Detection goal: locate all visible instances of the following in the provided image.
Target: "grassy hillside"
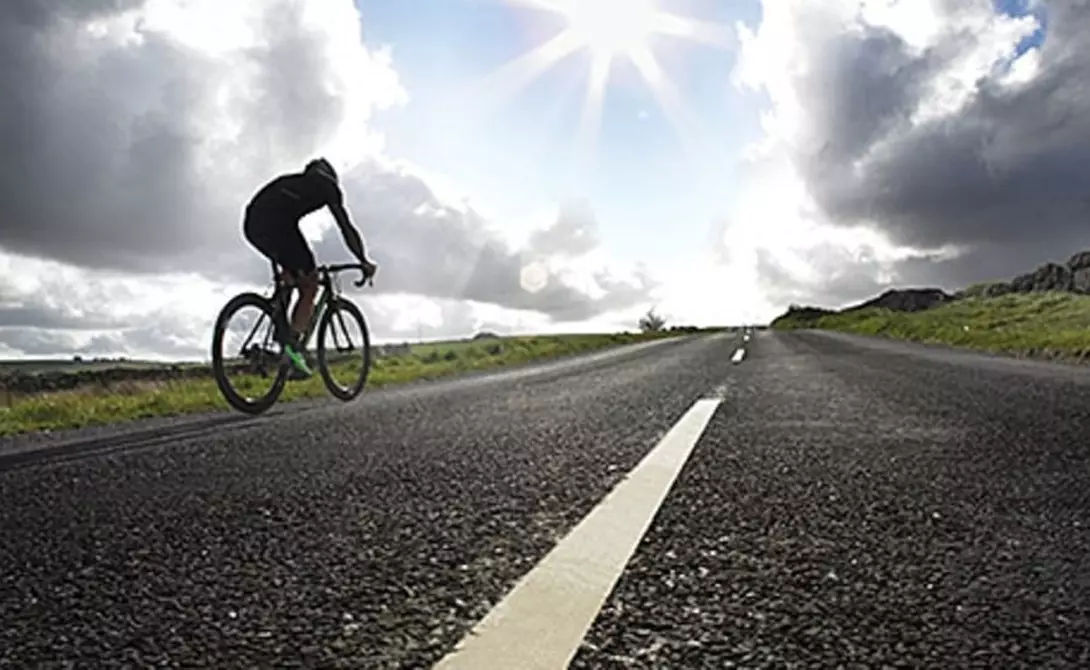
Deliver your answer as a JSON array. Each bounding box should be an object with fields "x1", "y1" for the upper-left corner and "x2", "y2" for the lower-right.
[
  {"x1": 772, "y1": 291, "x2": 1090, "y2": 360},
  {"x1": 0, "y1": 330, "x2": 710, "y2": 437}
]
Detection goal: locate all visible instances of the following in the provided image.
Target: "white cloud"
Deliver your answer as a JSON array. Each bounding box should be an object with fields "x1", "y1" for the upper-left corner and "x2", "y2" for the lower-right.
[
  {"x1": 0, "y1": 251, "x2": 557, "y2": 359},
  {"x1": 0, "y1": 0, "x2": 659, "y2": 357},
  {"x1": 723, "y1": 0, "x2": 1084, "y2": 312},
  {"x1": 1, "y1": 0, "x2": 408, "y2": 275}
]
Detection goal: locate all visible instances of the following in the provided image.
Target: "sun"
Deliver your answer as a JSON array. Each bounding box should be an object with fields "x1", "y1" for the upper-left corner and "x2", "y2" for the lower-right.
[
  {"x1": 559, "y1": 0, "x2": 658, "y2": 57},
  {"x1": 478, "y1": 0, "x2": 733, "y2": 163}
]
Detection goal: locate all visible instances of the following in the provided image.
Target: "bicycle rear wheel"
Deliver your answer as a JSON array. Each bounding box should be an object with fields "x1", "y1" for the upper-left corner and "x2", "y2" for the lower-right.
[
  {"x1": 211, "y1": 292, "x2": 289, "y2": 415},
  {"x1": 316, "y1": 297, "x2": 372, "y2": 401}
]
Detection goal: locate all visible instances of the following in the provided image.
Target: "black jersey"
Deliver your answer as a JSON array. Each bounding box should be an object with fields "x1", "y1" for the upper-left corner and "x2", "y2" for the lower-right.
[{"x1": 248, "y1": 170, "x2": 343, "y2": 223}]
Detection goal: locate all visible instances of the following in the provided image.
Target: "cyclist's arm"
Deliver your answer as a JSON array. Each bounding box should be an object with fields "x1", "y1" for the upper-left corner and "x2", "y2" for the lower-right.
[
  {"x1": 317, "y1": 177, "x2": 373, "y2": 270},
  {"x1": 330, "y1": 200, "x2": 369, "y2": 264}
]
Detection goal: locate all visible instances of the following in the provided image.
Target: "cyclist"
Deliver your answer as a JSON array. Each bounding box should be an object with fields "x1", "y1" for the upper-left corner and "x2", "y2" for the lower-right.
[{"x1": 242, "y1": 157, "x2": 377, "y2": 379}]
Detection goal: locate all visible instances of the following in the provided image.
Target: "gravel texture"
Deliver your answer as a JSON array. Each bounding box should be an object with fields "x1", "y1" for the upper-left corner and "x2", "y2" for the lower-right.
[
  {"x1": 0, "y1": 333, "x2": 736, "y2": 669},
  {"x1": 571, "y1": 329, "x2": 1090, "y2": 669}
]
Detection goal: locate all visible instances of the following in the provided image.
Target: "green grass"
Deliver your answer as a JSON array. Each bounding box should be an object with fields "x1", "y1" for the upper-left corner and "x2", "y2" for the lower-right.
[
  {"x1": 772, "y1": 291, "x2": 1090, "y2": 360},
  {"x1": 0, "y1": 331, "x2": 691, "y2": 437},
  {"x1": 958, "y1": 280, "x2": 1009, "y2": 298}
]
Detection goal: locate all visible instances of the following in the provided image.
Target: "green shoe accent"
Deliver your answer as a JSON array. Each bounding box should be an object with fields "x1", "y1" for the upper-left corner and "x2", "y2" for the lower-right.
[{"x1": 283, "y1": 343, "x2": 313, "y2": 378}]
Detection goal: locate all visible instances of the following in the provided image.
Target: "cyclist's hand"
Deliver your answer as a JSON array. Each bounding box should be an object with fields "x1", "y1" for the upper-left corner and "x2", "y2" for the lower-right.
[{"x1": 356, "y1": 259, "x2": 378, "y2": 287}]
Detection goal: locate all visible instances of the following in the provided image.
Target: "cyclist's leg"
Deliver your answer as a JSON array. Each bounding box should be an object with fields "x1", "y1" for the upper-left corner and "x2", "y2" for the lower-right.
[
  {"x1": 277, "y1": 226, "x2": 319, "y2": 344},
  {"x1": 272, "y1": 228, "x2": 318, "y2": 378},
  {"x1": 243, "y1": 205, "x2": 289, "y2": 283},
  {"x1": 243, "y1": 209, "x2": 314, "y2": 377}
]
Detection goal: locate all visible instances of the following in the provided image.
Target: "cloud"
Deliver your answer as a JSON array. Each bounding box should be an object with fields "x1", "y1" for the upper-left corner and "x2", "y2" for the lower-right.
[
  {"x1": 525, "y1": 201, "x2": 601, "y2": 259},
  {"x1": 754, "y1": 244, "x2": 886, "y2": 309},
  {"x1": 1, "y1": 0, "x2": 404, "y2": 276},
  {"x1": 0, "y1": 251, "x2": 648, "y2": 358},
  {"x1": 314, "y1": 161, "x2": 656, "y2": 322},
  {"x1": 730, "y1": 0, "x2": 1090, "y2": 309},
  {"x1": 0, "y1": 256, "x2": 231, "y2": 358},
  {"x1": 0, "y1": 0, "x2": 657, "y2": 357},
  {"x1": 0, "y1": 305, "x2": 117, "y2": 331}
]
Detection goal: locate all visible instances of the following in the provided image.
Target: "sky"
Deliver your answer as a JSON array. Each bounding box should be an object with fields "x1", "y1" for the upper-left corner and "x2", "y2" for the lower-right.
[{"x1": 0, "y1": 0, "x2": 1084, "y2": 360}]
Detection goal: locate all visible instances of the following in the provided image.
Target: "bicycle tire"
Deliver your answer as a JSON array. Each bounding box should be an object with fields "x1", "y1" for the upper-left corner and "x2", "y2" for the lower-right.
[
  {"x1": 316, "y1": 297, "x2": 372, "y2": 402},
  {"x1": 211, "y1": 292, "x2": 289, "y2": 415}
]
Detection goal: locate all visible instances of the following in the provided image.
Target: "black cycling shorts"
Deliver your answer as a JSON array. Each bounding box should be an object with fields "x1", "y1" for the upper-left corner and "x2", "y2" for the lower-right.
[{"x1": 243, "y1": 205, "x2": 316, "y2": 278}]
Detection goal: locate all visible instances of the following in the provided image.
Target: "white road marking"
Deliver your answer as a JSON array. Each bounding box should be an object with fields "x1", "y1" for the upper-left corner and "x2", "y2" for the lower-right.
[
  {"x1": 432, "y1": 399, "x2": 722, "y2": 670},
  {"x1": 731, "y1": 347, "x2": 746, "y2": 364}
]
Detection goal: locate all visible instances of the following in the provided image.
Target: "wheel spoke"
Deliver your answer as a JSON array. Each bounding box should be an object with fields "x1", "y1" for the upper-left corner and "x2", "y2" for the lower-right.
[
  {"x1": 316, "y1": 298, "x2": 371, "y2": 401},
  {"x1": 212, "y1": 293, "x2": 289, "y2": 414},
  {"x1": 237, "y1": 311, "x2": 266, "y2": 357},
  {"x1": 334, "y1": 309, "x2": 356, "y2": 351}
]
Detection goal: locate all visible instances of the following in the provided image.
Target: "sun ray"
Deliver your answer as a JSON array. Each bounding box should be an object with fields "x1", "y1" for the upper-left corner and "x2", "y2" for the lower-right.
[
  {"x1": 628, "y1": 46, "x2": 706, "y2": 160},
  {"x1": 467, "y1": 29, "x2": 585, "y2": 111},
  {"x1": 469, "y1": 0, "x2": 733, "y2": 163},
  {"x1": 573, "y1": 51, "x2": 612, "y2": 170},
  {"x1": 651, "y1": 14, "x2": 737, "y2": 49}
]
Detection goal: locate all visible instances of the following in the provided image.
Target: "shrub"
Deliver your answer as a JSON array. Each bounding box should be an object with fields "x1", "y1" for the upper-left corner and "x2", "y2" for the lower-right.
[{"x1": 638, "y1": 308, "x2": 667, "y2": 332}]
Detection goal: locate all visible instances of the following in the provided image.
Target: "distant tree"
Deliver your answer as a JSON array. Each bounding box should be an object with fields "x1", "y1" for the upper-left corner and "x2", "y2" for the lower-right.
[{"x1": 638, "y1": 308, "x2": 667, "y2": 332}]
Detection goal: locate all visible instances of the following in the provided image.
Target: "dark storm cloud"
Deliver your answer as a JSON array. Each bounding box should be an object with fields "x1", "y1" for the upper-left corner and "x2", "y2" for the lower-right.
[
  {"x1": 741, "y1": 0, "x2": 1090, "y2": 305},
  {"x1": 787, "y1": 1, "x2": 1090, "y2": 253},
  {"x1": 0, "y1": 0, "x2": 654, "y2": 327},
  {"x1": 0, "y1": 0, "x2": 359, "y2": 274},
  {"x1": 6, "y1": 0, "x2": 146, "y2": 27}
]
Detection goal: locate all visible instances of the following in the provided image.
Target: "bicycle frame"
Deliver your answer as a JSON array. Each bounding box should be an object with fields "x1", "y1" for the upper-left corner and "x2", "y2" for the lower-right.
[
  {"x1": 213, "y1": 261, "x2": 372, "y2": 413},
  {"x1": 268, "y1": 262, "x2": 365, "y2": 350}
]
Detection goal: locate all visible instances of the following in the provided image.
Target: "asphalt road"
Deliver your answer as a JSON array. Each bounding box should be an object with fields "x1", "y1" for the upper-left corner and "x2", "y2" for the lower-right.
[{"x1": 3, "y1": 330, "x2": 1090, "y2": 668}]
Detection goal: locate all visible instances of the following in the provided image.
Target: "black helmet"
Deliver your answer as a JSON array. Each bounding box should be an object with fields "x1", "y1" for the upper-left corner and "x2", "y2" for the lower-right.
[{"x1": 305, "y1": 157, "x2": 338, "y2": 185}]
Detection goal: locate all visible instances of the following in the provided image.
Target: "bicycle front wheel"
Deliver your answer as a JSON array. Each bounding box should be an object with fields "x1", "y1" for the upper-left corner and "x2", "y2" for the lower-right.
[
  {"x1": 211, "y1": 292, "x2": 289, "y2": 415},
  {"x1": 316, "y1": 297, "x2": 372, "y2": 401}
]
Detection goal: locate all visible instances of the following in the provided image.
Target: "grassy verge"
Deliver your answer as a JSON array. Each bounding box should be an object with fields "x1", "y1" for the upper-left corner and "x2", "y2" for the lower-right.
[
  {"x1": 0, "y1": 331, "x2": 693, "y2": 437},
  {"x1": 772, "y1": 291, "x2": 1090, "y2": 361}
]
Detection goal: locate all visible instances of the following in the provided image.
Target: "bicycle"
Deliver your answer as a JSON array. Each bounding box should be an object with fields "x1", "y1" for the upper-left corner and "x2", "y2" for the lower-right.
[{"x1": 211, "y1": 261, "x2": 373, "y2": 415}]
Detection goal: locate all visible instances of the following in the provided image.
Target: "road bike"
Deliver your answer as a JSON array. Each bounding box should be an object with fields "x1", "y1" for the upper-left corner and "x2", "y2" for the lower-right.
[{"x1": 211, "y1": 261, "x2": 373, "y2": 415}]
